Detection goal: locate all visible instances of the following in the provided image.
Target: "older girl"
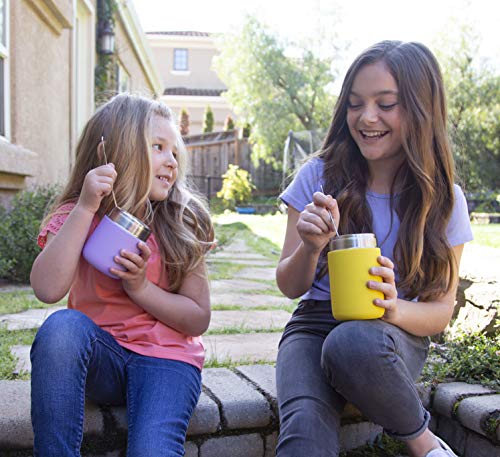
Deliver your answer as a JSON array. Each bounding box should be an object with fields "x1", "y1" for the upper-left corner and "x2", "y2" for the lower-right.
[{"x1": 276, "y1": 41, "x2": 472, "y2": 457}]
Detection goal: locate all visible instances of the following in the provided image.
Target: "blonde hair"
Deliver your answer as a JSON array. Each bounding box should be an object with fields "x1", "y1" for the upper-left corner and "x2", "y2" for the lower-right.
[
  {"x1": 318, "y1": 41, "x2": 457, "y2": 301},
  {"x1": 44, "y1": 93, "x2": 214, "y2": 291}
]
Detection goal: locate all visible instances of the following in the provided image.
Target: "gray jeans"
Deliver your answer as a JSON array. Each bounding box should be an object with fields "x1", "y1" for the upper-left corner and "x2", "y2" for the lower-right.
[{"x1": 276, "y1": 299, "x2": 430, "y2": 457}]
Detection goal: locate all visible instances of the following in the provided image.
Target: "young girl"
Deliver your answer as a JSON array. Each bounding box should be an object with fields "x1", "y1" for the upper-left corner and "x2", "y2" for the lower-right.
[
  {"x1": 30, "y1": 93, "x2": 214, "y2": 456},
  {"x1": 276, "y1": 41, "x2": 472, "y2": 457}
]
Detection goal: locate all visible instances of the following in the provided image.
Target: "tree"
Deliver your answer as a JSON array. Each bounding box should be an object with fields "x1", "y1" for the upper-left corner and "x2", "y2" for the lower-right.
[
  {"x1": 434, "y1": 25, "x2": 500, "y2": 193},
  {"x1": 213, "y1": 16, "x2": 337, "y2": 165},
  {"x1": 179, "y1": 107, "x2": 190, "y2": 136},
  {"x1": 202, "y1": 105, "x2": 214, "y2": 133},
  {"x1": 224, "y1": 115, "x2": 235, "y2": 131}
]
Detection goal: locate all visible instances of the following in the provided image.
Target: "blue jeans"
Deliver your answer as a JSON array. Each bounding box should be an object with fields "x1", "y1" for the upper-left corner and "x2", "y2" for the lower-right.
[
  {"x1": 30, "y1": 309, "x2": 201, "y2": 457},
  {"x1": 276, "y1": 300, "x2": 430, "y2": 457}
]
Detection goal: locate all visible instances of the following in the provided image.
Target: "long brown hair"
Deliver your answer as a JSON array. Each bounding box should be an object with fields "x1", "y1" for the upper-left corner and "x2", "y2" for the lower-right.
[
  {"x1": 44, "y1": 93, "x2": 214, "y2": 292},
  {"x1": 318, "y1": 41, "x2": 457, "y2": 301}
]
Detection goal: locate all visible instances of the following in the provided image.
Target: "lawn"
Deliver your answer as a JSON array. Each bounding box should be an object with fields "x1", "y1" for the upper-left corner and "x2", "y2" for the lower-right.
[
  {"x1": 214, "y1": 213, "x2": 500, "y2": 250},
  {"x1": 471, "y1": 223, "x2": 500, "y2": 248}
]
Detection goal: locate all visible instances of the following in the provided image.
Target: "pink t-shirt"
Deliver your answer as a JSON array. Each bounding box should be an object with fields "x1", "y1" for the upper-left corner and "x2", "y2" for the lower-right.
[{"x1": 38, "y1": 203, "x2": 205, "y2": 370}]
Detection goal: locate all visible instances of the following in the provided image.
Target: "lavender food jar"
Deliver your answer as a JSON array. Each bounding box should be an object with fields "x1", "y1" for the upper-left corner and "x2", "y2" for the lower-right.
[{"x1": 83, "y1": 207, "x2": 151, "y2": 279}]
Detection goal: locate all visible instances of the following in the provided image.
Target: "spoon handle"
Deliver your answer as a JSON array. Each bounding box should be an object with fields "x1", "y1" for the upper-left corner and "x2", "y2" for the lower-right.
[{"x1": 320, "y1": 184, "x2": 340, "y2": 237}]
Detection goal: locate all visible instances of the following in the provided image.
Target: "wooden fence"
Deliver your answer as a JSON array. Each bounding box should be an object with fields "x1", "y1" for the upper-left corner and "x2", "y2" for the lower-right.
[{"x1": 183, "y1": 130, "x2": 281, "y2": 198}]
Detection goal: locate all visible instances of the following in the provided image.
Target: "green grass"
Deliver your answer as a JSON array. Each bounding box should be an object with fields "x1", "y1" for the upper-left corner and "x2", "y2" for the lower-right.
[
  {"x1": 0, "y1": 326, "x2": 37, "y2": 380},
  {"x1": 471, "y1": 223, "x2": 500, "y2": 248},
  {"x1": 204, "y1": 355, "x2": 275, "y2": 369},
  {"x1": 207, "y1": 259, "x2": 247, "y2": 280},
  {"x1": 0, "y1": 290, "x2": 65, "y2": 315}
]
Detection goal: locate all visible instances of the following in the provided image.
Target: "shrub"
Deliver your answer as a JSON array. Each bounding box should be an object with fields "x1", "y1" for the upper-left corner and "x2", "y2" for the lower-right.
[
  {"x1": 422, "y1": 332, "x2": 500, "y2": 390},
  {"x1": 179, "y1": 107, "x2": 190, "y2": 136},
  {"x1": 0, "y1": 185, "x2": 60, "y2": 283},
  {"x1": 202, "y1": 105, "x2": 214, "y2": 133},
  {"x1": 216, "y1": 165, "x2": 255, "y2": 209},
  {"x1": 223, "y1": 115, "x2": 235, "y2": 131}
]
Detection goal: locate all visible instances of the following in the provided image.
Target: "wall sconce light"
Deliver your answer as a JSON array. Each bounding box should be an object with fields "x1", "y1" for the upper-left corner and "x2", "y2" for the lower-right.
[{"x1": 98, "y1": 20, "x2": 115, "y2": 55}]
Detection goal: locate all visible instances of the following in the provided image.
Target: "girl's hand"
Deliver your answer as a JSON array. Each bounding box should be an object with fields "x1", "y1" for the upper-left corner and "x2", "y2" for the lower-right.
[
  {"x1": 77, "y1": 164, "x2": 117, "y2": 214},
  {"x1": 111, "y1": 242, "x2": 152, "y2": 293},
  {"x1": 296, "y1": 191, "x2": 340, "y2": 252},
  {"x1": 367, "y1": 256, "x2": 399, "y2": 322}
]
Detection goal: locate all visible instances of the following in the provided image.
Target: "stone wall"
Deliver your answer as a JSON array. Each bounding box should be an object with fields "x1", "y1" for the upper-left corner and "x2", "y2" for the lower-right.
[{"x1": 0, "y1": 366, "x2": 498, "y2": 456}]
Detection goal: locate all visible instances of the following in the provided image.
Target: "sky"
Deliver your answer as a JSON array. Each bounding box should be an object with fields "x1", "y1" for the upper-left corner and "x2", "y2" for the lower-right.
[{"x1": 131, "y1": 0, "x2": 500, "y2": 83}]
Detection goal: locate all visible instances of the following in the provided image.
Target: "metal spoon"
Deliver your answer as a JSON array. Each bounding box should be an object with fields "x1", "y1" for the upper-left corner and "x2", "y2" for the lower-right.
[{"x1": 320, "y1": 184, "x2": 340, "y2": 238}]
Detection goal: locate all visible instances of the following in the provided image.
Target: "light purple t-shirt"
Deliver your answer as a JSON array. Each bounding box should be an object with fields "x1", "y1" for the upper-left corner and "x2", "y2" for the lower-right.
[{"x1": 280, "y1": 158, "x2": 473, "y2": 301}]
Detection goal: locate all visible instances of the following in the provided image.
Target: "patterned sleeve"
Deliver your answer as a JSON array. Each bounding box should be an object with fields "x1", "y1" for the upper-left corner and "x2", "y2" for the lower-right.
[
  {"x1": 446, "y1": 185, "x2": 474, "y2": 247},
  {"x1": 37, "y1": 202, "x2": 76, "y2": 249},
  {"x1": 280, "y1": 158, "x2": 323, "y2": 212}
]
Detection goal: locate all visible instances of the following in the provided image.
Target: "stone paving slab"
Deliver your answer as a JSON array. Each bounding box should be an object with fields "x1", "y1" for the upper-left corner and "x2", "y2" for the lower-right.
[
  {"x1": 11, "y1": 345, "x2": 31, "y2": 375},
  {"x1": 204, "y1": 333, "x2": 280, "y2": 363},
  {"x1": 208, "y1": 258, "x2": 276, "y2": 267},
  {"x1": 209, "y1": 310, "x2": 290, "y2": 331},
  {"x1": 218, "y1": 239, "x2": 249, "y2": 252},
  {"x1": 210, "y1": 292, "x2": 294, "y2": 309},
  {"x1": 209, "y1": 251, "x2": 269, "y2": 260},
  {"x1": 209, "y1": 279, "x2": 275, "y2": 293},
  {"x1": 233, "y1": 267, "x2": 276, "y2": 281},
  {"x1": 0, "y1": 306, "x2": 64, "y2": 330},
  {"x1": 202, "y1": 368, "x2": 271, "y2": 429}
]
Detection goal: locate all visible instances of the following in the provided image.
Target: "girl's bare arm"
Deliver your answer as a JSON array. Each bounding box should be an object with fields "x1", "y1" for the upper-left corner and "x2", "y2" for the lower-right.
[{"x1": 30, "y1": 205, "x2": 95, "y2": 303}]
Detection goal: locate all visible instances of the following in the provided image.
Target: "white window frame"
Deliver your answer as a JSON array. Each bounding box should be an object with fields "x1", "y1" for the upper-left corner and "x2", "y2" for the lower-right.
[
  {"x1": 0, "y1": 0, "x2": 10, "y2": 141},
  {"x1": 173, "y1": 48, "x2": 188, "y2": 71}
]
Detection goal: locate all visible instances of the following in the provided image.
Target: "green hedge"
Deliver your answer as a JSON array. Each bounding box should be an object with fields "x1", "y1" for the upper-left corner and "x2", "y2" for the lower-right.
[{"x1": 0, "y1": 186, "x2": 59, "y2": 283}]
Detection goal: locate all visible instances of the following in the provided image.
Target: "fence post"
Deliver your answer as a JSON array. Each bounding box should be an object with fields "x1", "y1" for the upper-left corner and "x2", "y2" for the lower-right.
[{"x1": 206, "y1": 175, "x2": 212, "y2": 202}]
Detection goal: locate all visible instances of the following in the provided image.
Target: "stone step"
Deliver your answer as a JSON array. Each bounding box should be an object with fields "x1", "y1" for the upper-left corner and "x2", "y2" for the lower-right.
[
  {"x1": 0, "y1": 305, "x2": 65, "y2": 330},
  {"x1": 209, "y1": 310, "x2": 290, "y2": 331},
  {"x1": 210, "y1": 293, "x2": 293, "y2": 308}
]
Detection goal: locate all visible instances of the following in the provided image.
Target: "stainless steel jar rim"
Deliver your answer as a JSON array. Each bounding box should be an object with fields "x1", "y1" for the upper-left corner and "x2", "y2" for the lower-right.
[
  {"x1": 329, "y1": 233, "x2": 377, "y2": 251},
  {"x1": 108, "y1": 207, "x2": 151, "y2": 242}
]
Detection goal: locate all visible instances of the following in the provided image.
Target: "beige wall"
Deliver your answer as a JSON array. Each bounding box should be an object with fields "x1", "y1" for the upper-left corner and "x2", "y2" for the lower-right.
[
  {"x1": 151, "y1": 45, "x2": 225, "y2": 90},
  {"x1": 8, "y1": 0, "x2": 75, "y2": 188}
]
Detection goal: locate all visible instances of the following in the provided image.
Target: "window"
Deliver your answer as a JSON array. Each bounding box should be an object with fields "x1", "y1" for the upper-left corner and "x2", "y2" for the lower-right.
[
  {"x1": 0, "y1": 0, "x2": 9, "y2": 138},
  {"x1": 173, "y1": 48, "x2": 188, "y2": 71}
]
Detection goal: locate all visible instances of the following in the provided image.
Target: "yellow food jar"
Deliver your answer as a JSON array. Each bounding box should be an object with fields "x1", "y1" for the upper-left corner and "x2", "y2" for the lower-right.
[{"x1": 327, "y1": 233, "x2": 385, "y2": 321}]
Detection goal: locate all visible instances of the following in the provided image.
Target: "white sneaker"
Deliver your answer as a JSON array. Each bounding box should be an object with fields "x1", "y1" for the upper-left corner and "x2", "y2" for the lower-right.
[{"x1": 425, "y1": 434, "x2": 459, "y2": 456}]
